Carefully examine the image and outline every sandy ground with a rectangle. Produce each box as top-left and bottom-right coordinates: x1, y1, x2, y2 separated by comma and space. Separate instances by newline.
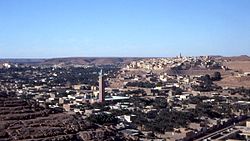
223, 61, 250, 72
216, 76, 250, 88
215, 61, 250, 88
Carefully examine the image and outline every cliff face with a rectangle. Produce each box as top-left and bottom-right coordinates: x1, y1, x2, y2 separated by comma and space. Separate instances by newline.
0, 93, 125, 141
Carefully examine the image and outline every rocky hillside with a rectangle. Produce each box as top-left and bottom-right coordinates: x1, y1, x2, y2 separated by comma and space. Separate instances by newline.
0, 93, 127, 141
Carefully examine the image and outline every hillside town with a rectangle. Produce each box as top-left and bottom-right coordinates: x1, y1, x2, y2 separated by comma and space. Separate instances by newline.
126, 55, 227, 71
0, 56, 250, 141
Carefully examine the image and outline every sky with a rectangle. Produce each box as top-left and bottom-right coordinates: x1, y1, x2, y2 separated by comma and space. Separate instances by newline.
0, 0, 250, 58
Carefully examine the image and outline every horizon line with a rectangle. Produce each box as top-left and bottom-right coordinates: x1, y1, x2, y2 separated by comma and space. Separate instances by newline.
0, 54, 249, 60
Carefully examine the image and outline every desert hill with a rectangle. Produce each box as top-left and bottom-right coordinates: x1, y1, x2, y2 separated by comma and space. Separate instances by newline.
0, 55, 249, 66
222, 55, 250, 61
42, 57, 139, 65
0, 57, 140, 66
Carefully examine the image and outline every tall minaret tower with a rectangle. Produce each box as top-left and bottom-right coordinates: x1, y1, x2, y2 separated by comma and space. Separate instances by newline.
179, 53, 182, 58
98, 69, 105, 103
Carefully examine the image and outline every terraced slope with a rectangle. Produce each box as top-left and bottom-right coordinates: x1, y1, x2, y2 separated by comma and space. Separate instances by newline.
0, 93, 126, 141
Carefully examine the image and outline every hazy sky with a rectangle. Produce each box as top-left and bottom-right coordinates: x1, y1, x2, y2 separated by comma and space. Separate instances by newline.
0, 0, 250, 58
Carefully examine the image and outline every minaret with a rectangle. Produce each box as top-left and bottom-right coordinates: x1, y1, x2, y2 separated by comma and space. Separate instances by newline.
98, 69, 105, 103
179, 53, 182, 58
